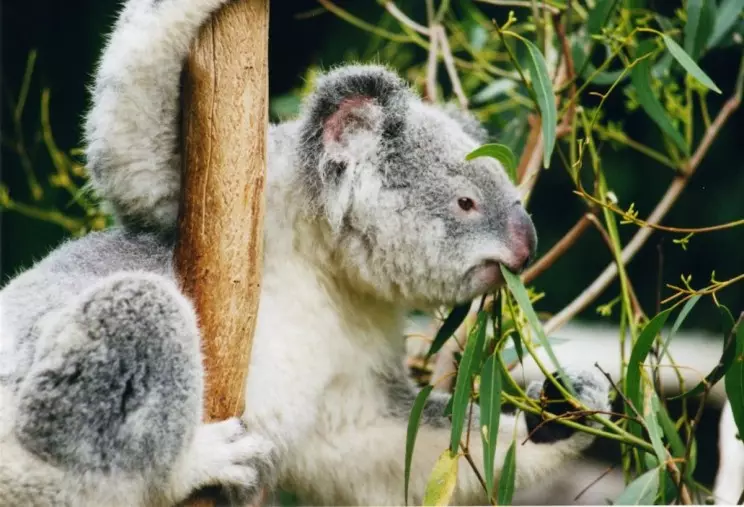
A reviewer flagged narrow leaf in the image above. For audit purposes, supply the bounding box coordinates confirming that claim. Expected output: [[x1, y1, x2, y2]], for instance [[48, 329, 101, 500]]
[[630, 42, 689, 154], [709, 0, 744, 49], [479, 354, 502, 499], [588, 0, 620, 35], [685, 0, 715, 61], [405, 385, 434, 505], [428, 303, 470, 359], [450, 311, 488, 453], [644, 389, 667, 465], [724, 311, 744, 441], [662, 35, 722, 93], [615, 467, 661, 505], [660, 294, 701, 359], [521, 39, 557, 168], [423, 449, 459, 506], [466, 143, 518, 183], [625, 309, 672, 432], [672, 305, 737, 399], [496, 441, 517, 505], [500, 266, 576, 397]]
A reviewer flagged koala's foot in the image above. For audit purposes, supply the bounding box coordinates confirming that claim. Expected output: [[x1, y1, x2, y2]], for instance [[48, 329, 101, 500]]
[[15, 272, 203, 478], [169, 418, 279, 506], [524, 368, 611, 445]]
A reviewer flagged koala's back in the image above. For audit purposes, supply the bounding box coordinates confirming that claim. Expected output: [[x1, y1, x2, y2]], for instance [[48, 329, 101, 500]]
[[0, 229, 174, 384]]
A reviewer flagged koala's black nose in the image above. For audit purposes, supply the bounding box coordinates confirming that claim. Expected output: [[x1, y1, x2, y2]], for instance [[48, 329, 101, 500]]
[[505, 204, 537, 272]]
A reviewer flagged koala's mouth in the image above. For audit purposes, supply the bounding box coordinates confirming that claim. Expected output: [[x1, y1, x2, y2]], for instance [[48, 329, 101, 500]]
[[466, 260, 505, 293]]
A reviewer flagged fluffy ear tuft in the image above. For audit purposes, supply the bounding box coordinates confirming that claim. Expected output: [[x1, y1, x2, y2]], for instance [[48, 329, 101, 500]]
[[298, 64, 414, 202]]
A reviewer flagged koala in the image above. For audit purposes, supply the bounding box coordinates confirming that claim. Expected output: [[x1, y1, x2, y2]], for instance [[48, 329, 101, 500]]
[[0, 0, 612, 505]]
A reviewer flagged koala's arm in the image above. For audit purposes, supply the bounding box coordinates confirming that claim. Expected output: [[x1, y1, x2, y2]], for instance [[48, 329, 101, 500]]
[[285, 368, 610, 505], [84, 0, 231, 232]]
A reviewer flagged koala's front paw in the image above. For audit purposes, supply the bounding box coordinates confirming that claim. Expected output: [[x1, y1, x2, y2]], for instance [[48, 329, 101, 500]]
[[171, 418, 279, 506], [525, 368, 611, 444]]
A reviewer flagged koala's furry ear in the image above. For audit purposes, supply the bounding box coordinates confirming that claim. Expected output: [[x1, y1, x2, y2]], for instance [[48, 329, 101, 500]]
[[298, 65, 412, 186], [436, 103, 490, 144]]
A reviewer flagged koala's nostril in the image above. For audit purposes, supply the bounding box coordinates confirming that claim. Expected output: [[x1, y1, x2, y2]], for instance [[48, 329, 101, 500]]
[[506, 206, 537, 272]]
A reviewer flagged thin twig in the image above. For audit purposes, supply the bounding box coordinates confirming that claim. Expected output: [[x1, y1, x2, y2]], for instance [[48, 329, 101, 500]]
[[522, 213, 593, 283], [436, 26, 468, 108], [544, 77, 743, 336], [474, 0, 560, 15], [382, 1, 430, 35]]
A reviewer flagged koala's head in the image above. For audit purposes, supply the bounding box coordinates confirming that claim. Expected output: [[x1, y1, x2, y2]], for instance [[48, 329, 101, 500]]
[[297, 65, 537, 308]]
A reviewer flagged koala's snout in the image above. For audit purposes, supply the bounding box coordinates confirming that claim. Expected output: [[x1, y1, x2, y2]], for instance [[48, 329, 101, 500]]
[[505, 204, 537, 272]]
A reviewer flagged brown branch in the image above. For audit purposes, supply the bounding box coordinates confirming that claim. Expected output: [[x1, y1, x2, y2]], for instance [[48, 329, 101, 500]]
[[175, 0, 269, 505], [544, 88, 743, 336], [522, 213, 593, 284]]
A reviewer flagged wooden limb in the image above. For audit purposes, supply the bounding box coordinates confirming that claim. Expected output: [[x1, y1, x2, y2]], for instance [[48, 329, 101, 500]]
[[174, 0, 269, 504]]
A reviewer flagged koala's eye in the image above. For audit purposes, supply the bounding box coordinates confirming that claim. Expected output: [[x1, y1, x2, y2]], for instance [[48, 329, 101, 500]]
[[458, 197, 476, 211]]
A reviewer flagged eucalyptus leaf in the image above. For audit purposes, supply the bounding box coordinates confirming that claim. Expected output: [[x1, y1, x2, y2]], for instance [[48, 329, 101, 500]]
[[662, 35, 722, 93], [630, 41, 689, 154], [660, 295, 701, 359], [466, 143, 518, 183], [450, 311, 488, 453], [521, 39, 557, 168], [496, 441, 517, 505], [615, 467, 661, 505], [405, 385, 433, 505], [427, 303, 470, 359], [672, 305, 737, 399], [588, 0, 620, 35], [479, 354, 502, 499], [709, 0, 744, 49], [685, 0, 716, 61], [724, 311, 744, 442], [423, 449, 459, 506], [471, 79, 517, 104]]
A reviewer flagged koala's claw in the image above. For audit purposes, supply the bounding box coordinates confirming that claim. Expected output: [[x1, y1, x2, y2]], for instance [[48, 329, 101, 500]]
[[172, 418, 279, 506], [525, 368, 611, 444]]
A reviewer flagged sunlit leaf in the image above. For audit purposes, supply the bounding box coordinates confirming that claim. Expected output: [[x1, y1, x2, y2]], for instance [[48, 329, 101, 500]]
[[471, 79, 517, 104], [479, 354, 502, 499], [450, 311, 488, 453], [423, 449, 459, 506], [660, 295, 701, 359], [521, 39, 557, 168], [466, 143, 518, 183], [630, 41, 689, 154], [496, 440, 517, 505], [615, 467, 661, 505], [709, 0, 744, 49], [662, 35, 722, 93], [427, 303, 470, 359], [405, 385, 433, 505], [672, 305, 737, 399]]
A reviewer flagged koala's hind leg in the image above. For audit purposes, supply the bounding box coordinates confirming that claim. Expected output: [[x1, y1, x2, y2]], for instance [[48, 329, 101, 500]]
[[13, 272, 277, 506], [14, 273, 203, 493]]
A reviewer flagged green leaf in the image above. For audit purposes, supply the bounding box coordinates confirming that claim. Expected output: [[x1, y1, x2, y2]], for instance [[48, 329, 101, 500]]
[[521, 39, 557, 168], [662, 34, 722, 94], [724, 311, 744, 442], [472, 79, 517, 104], [405, 385, 434, 505], [450, 311, 488, 453], [672, 305, 737, 399], [423, 449, 459, 506], [660, 295, 701, 359], [479, 354, 502, 499], [500, 266, 576, 397], [624, 309, 672, 433], [427, 303, 470, 359], [588, 0, 620, 35], [685, 0, 716, 61], [644, 390, 667, 466], [496, 440, 517, 505], [466, 143, 518, 183], [709, 0, 744, 49], [630, 42, 689, 154], [615, 468, 661, 505]]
